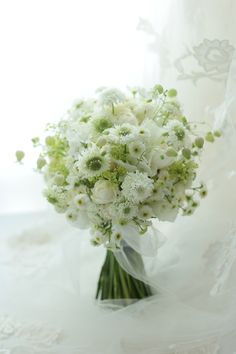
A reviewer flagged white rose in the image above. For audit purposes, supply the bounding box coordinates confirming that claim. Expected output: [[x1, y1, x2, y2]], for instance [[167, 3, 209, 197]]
[[92, 180, 118, 204], [117, 111, 138, 126]]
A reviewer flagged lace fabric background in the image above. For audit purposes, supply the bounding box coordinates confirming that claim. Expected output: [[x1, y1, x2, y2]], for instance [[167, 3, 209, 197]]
[[1, 1, 236, 353]]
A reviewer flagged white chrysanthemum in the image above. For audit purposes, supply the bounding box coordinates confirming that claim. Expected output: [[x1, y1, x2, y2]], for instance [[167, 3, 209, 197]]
[[107, 123, 138, 144], [98, 88, 126, 106], [121, 172, 154, 203], [128, 141, 145, 158], [75, 145, 110, 178]]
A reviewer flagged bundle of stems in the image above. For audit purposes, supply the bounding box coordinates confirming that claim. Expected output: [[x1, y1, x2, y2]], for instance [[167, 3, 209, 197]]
[[96, 246, 152, 303]]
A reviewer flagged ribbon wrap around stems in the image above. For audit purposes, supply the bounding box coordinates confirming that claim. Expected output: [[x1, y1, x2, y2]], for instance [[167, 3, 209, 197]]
[[113, 226, 167, 292]]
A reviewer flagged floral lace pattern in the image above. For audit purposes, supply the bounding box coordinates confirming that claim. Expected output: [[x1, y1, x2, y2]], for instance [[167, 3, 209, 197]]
[[175, 39, 235, 83], [137, 18, 235, 84], [203, 228, 236, 296], [165, 341, 220, 354], [0, 314, 62, 353]]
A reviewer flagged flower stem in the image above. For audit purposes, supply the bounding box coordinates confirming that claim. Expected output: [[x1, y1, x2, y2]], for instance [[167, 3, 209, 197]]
[[96, 247, 152, 304]]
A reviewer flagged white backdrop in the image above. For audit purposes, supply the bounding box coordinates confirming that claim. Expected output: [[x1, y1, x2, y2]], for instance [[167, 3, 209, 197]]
[[0, 0, 171, 214]]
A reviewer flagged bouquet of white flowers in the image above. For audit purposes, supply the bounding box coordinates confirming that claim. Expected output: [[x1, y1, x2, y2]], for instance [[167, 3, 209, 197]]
[[17, 85, 220, 303]]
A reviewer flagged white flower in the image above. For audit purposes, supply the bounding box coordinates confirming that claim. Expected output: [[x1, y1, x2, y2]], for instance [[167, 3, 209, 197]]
[[112, 199, 138, 221], [165, 120, 191, 150], [111, 224, 124, 244], [91, 115, 113, 134], [75, 145, 110, 178], [44, 185, 68, 212], [121, 172, 153, 203], [115, 108, 138, 126], [128, 141, 145, 158], [73, 194, 90, 210], [90, 229, 106, 246], [137, 159, 153, 176], [140, 119, 163, 144], [92, 180, 118, 204], [66, 208, 89, 229], [107, 123, 138, 144], [151, 201, 179, 222], [33, 84, 208, 248], [98, 88, 126, 106], [149, 148, 175, 173], [138, 205, 153, 220], [133, 102, 155, 123]]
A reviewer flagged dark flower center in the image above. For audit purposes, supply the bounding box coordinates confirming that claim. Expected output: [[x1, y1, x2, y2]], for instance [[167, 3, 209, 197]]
[[86, 156, 103, 171]]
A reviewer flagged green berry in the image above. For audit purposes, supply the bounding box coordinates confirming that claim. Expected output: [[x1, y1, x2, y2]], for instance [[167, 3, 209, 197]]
[[32, 137, 40, 146], [45, 136, 55, 146], [155, 84, 164, 94], [166, 148, 177, 157], [195, 137, 204, 149], [167, 88, 177, 97], [182, 148, 191, 159], [16, 150, 25, 162], [37, 157, 46, 169], [205, 132, 215, 143], [214, 130, 222, 138]]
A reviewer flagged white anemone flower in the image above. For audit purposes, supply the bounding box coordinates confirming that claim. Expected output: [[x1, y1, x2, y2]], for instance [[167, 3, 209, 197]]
[[107, 123, 138, 144], [75, 145, 110, 178]]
